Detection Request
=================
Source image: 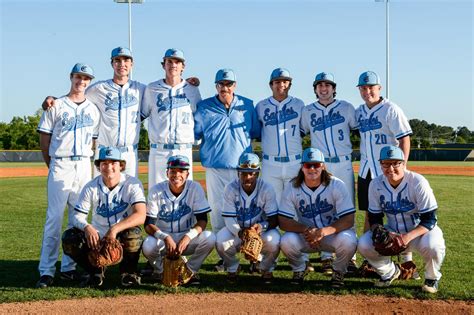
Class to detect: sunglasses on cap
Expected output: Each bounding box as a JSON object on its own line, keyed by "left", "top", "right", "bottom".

{"left": 239, "top": 163, "right": 259, "bottom": 169}
{"left": 167, "top": 160, "right": 190, "bottom": 168}
{"left": 303, "top": 162, "right": 323, "bottom": 169}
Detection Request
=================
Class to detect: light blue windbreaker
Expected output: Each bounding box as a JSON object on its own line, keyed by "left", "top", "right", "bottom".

{"left": 194, "top": 94, "right": 261, "bottom": 169}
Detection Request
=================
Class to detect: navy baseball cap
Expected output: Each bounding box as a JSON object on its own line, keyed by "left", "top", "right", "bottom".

{"left": 313, "top": 72, "right": 336, "bottom": 86}
{"left": 163, "top": 48, "right": 185, "bottom": 62}
{"left": 301, "top": 148, "right": 325, "bottom": 164}
{"left": 379, "top": 146, "right": 405, "bottom": 161}
{"left": 96, "top": 147, "right": 123, "bottom": 162}
{"left": 167, "top": 155, "right": 190, "bottom": 170}
{"left": 215, "top": 68, "right": 236, "bottom": 83}
{"left": 70, "top": 63, "right": 95, "bottom": 79}
{"left": 357, "top": 71, "right": 381, "bottom": 87}
{"left": 237, "top": 152, "right": 260, "bottom": 172}
{"left": 111, "top": 47, "right": 133, "bottom": 60}
{"left": 270, "top": 68, "right": 292, "bottom": 83}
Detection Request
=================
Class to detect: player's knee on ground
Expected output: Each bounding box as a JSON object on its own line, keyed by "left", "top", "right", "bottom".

{"left": 61, "top": 227, "right": 87, "bottom": 260}
{"left": 119, "top": 226, "right": 142, "bottom": 253}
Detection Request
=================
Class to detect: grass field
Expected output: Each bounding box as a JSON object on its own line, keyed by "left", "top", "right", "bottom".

{"left": 0, "top": 170, "right": 473, "bottom": 303}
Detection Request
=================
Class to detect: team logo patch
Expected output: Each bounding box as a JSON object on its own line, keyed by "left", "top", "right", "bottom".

{"left": 80, "top": 65, "right": 88, "bottom": 72}
{"left": 387, "top": 150, "right": 395, "bottom": 158}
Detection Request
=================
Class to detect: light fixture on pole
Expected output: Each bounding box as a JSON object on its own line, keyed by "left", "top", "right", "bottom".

{"left": 376, "top": 0, "right": 390, "bottom": 99}
{"left": 114, "top": 0, "right": 144, "bottom": 78}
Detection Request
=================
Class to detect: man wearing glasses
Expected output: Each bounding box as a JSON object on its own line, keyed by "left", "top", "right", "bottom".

{"left": 278, "top": 148, "right": 357, "bottom": 288}
{"left": 194, "top": 69, "right": 261, "bottom": 271}
{"left": 358, "top": 146, "right": 445, "bottom": 293}
{"left": 216, "top": 153, "right": 280, "bottom": 284}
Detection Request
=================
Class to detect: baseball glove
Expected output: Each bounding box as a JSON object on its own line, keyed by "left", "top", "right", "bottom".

{"left": 88, "top": 238, "right": 123, "bottom": 268}
{"left": 398, "top": 261, "right": 418, "bottom": 280}
{"left": 240, "top": 228, "right": 263, "bottom": 262}
{"left": 371, "top": 224, "right": 408, "bottom": 256}
{"left": 162, "top": 255, "right": 194, "bottom": 288}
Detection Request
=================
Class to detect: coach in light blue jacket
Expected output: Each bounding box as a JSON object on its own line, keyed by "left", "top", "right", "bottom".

{"left": 194, "top": 69, "right": 260, "bottom": 248}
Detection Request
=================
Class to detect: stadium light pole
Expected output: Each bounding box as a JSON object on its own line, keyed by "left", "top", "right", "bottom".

{"left": 376, "top": 0, "right": 390, "bottom": 99}
{"left": 114, "top": 0, "right": 144, "bottom": 78}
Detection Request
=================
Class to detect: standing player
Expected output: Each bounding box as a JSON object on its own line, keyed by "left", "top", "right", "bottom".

{"left": 255, "top": 68, "right": 305, "bottom": 201}
{"left": 216, "top": 153, "right": 280, "bottom": 284}
{"left": 278, "top": 148, "right": 357, "bottom": 288}
{"left": 194, "top": 68, "right": 261, "bottom": 271}
{"left": 141, "top": 48, "right": 202, "bottom": 188}
{"left": 355, "top": 71, "right": 415, "bottom": 272}
{"left": 43, "top": 47, "right": 146, "bottom": 177}
{"left": 63, "top": 147, "right": 146, "bottom": 287}
{"left": 36, "top": 63, "right": 100, "bottom": 288}
{"left": 141, "top": 155, "right": 215, "bottom": 284}
{"left": 300, "top": 72, "right": 358, "bottom": 275}
{"left": 358, "top": 146, "right": 445, "bottom": 293}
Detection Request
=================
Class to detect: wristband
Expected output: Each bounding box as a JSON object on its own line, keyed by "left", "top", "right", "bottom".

{"left": 154, "top": 230, "right": 169, "bottom": 241}
{"left": 185, "top": 228, "right": 199, "bottom": 240}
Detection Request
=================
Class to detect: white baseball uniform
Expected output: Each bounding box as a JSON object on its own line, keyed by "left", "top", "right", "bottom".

{"left": 141, "top": 79, "right": 202, "bottom": 187}
{"left": 72, "top": 173, "right": 146, "bottom": 238}
{"left": 300, "top": 99, "right": 358, "bottom": 202}
{"left": 37, "top": 96, "right": 100, "bottom": 277}
{"left": 358, "top": 170, "right": 446, "bottom": 281}
{"left": 86, "top": 79, "right": 146, "bottom": 177}
{"left": 279, "top": 177, "right": 357, "bottom": 273}
{"left": 256, "top": 96, "right": 305, "bottom": 204}
{"left": 141, "top": 180, "right": 215, "bottom": 274}
{"left": 216, "top": 178, "right": 280, "bottom": 273}
{"left": 356, "top": 98, "right": 412, "bottom": 179}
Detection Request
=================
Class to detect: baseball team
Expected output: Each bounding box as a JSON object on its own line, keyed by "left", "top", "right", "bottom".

{"left": 35, "top": 47, "right": 445, "bottom": 294}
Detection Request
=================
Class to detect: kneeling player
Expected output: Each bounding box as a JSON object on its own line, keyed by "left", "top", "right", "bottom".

{"left": 215, "top": 153, "right": 280, "bottom": 284}
{"left": 357, "top": 146, "right": 446, "bottom": 293}
{"left": 62, "top": 147, "right": 146, "bottom": 287}
{"left": 142, "top": 155, "right": 215, "bottom": 285}
{"left": 279, "top": 148, "right": 357, "bottom": 288}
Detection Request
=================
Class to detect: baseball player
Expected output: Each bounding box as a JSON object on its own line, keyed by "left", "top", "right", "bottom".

{"left": 194, "top": 68, "right": 261, "bottom": 271}
{"left": 141, "top": 48, "right": 202, "bottom": 188}
{"left": 355, "top": 71, "right": 415, "bottom": 272}
{"left": 357, "top": 146, "right": 446, "bottom": 293}
{"left": 63, "top": 146, "right": 147, "bottom": 287}
{"left": 215, "top": 153, "right": 280, "bottom": 284}
{"left": 142, "top": 155, "right": 215, "bottom": 284}
{"left": 36, "top": 63, "right": 100, "bottom": 289}
{"left": 42, "top": 47, "right": 146, "bottom": 177}
{"left": 300, "top": 72, "right": 358, "bottom": 275}
{"left": 279, "top": 148, "right": 357, "bottom": 288}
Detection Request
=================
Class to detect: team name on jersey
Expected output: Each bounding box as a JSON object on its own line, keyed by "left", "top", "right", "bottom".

{"left": 96, "top": 195, "right": 129, "bottom": 218}
{"left": 159, "top": 202, "right": 192, "bottom": 223}
{"left": 298, "top": 197, "right": 333, "bottom": 218}
{"left": 263, "top": 105, "right": 298, "bottom": 126}
{"left": 358, "top": 113, "right": 382, "bottom": 133}
{"left": 104, "top": 92, "right": 138, "bottom": 111}
{"left": 380, "top": 193, "right": 416, "bottom": 214}
{"left": 156, "top": 93, "right": 190, "bottom": 113}
{"left": 61, "top": 111, "right": 94, "bottom": 132}
{"left": 234, "top": 200, "right": 262, "bottom": 222}
{"left": 310, "top": 108, "right": 345, "bottom": 132}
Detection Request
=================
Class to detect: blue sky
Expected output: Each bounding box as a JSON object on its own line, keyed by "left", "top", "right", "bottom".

{"left": 1, "top": 0, "right": 472, "bottom": 129}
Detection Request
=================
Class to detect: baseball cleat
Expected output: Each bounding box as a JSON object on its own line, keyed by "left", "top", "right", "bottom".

{"left": 305, "top": 261, "right": 315, "bottom": 273}
{"left": 121, "top": 273, "right": 141, "bottom": 287}
{"left": 214, "top": 259, "right": 226, "bottom": 273}
{"left": 331, "top": 271, "right": 345, "bottom": 288}
{"left": 80, "top": 273, "right": 104, "bottom": 288}
{"left": 60, "top": 270, "right": 82, "bottom": 281}
{"left": 422, "top": 279, "right": 439, "bottom": 294}
{"left": 375, "top": 264, "right": 401, "bottom": 288}
{"left": 36, "top": 275, "right": 54, "bottom": 289}
{"left": 321, "top": 259, "right": 333, "bottom": 276}
{"left": 261, "top": 271, "right": 274, "bottom": 284}
{"left": 290, "top": 271, "right": 307, "bottom": 285}
{"left": 346, "top": 259, "right": 358, "bottom": 276}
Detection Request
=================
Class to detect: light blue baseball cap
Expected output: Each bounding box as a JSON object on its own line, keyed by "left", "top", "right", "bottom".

{"left": 270, "top": 67, "right": 292, "bottom": 83}
{"left": 97, "top": 146, "right": 123, "bottom": 162}
{"left": 167, "top": 155, "right": 190, "bottom": 170}
{"left": 379, "top": 146, "right": 405, "bottom": 161}
{"left": 301, "top": 148, "right": 325, "bottom": 163}
{"left": 111, "top": 47, "right": 133, "bottom": 60}
{"left": 313, "top": 72, "right": 336, "bottom": 86}
{"left": 163, "top": 48, "right": 185, "bottom": 62}
{"left": 357, "top": 71, "right": 381, "bottom": 87}
{"left": 215, "top": 68, "right": 236, "bottom": 83}
{"left": 70, "top": 63, "right": 95, "bottom": 79}
{"left": 237, "top": 152, "right": 260, "bottom": 172}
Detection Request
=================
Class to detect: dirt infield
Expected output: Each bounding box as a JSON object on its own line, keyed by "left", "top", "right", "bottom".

{"left": 1, "top": 164, "right": 473, "bottom": 178}
{"left": 1, "top": 293, "right": 472, "bottom": 314}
